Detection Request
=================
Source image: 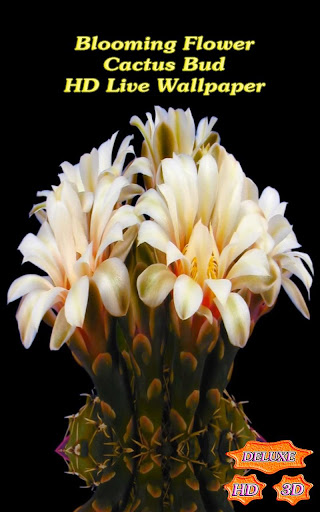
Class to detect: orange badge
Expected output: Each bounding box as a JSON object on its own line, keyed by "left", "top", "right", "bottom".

{"left": 224, "top": 474, "right": 266, "bottom": 505}
{"left": 226, "top": 440, "right": 313, "bottom": 474}
{"left": 273, "top": 474, "right": 313, "bottom": 505}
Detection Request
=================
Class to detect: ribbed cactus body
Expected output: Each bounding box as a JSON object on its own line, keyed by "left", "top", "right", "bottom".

{"left": 60, "top": 351, "right": 257, "bottom": 511}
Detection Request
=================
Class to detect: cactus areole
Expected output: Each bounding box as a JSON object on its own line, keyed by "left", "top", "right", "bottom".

{"left": 8, "top": 108, "right": 313, "bottom": 511}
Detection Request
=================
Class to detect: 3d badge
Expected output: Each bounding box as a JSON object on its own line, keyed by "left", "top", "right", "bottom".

{"left": 8, "top": 107, "right": 313, "bottom": 511}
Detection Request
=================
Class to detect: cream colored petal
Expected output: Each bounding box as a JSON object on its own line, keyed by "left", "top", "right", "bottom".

{"left": 137, "top": 263, "right": 176, "bottom": 308}
{"left": 29, "top": 201, "right": 46, "bottom": 218}
{"left": 278, "top": 254, "right": 313, "bottom": 296}
{"left": 173, "top": 274, "right": 203, "bottom": 320}
{"left": 65, "top": 276, "right": 89, "bottom": 327}
{"left": 186, "top": 221, "right": 214, "bottom": 284}
{"left": 96, "top": 223, "right": 124, "bottom": 260}
{"left": 195, "top": 116, "right": 218, "bottom": 146}
{"left": 93, "top": 258, "right": 130, "bottom": 316}
{"left": 196, "top": 304, "right": 213, "bottom": 324}
{"left": 135, "top": 188, "right": 172, "bottom": 234}
{"left": 197, "top": 154, "right": 218, "bottom": 226}
{"left": 290, "top": 251, "right": 314, "bottom": 275}
{"left": 18, "top": 231, "right": 63, "bottom": 286}
{"left": 243, "top": 177, "right": 259, "bottom": 202}
{"left": 79, "top": 191, "right": 94, "bottom": 213}
{"left": 79, "top": 148, "right": 99, "bottom": 192}
{"left": 50, "top": 306, "right": 75, "bottom": 350}
{"left": 91, "top": 175, "right": 129, "bottom": 246}
{"left": 158, "top": 183, "right": 180, "bottom": 247}
{"left": 17, "top": 288, "right": 65, "bottom": 348}
{"left": 46, "top": 192, "right": 77, "bottom": 284}
{"left": 16, "top": 291, "right": 44, "bottom": 348}
{"left": 272, "top": 231, "right": 301, "bottom": 254}
{"left": 231, "top": 275, "right": 274, "bottom": 294}
{"left": 113, "top": 135, "right": 135, "bottom": 172}
{"left": 60, "top": 160, "right": 78, "bottom": 182}
{"left": 130, "top": 114, "right": 153, "bottom": 151}
{"left": 166, "top": 241, "right": 186, "bottom": 266}
{"left": 212, "top": 150, "right": 244, "bottom": 249}
{"left": 124, "top": 157, "right": 153, "bottom": 179}
{"left": 170, "top": 107, "right": 195, "bottom": 154}
{"left": 8, "top": 274, "right": 53, "bottom": 303}
{"left": 281, "top": 276, "right": 310, "bottom": 319}
{"left": 109, "top": 204, "right": 140, "bottom": 230}
{"left": 259, "top": 186, "right": 281, "bottom": 219}
{"left": 268, "top": 214, "right": 292, "bottom": 246}
{"left": 227, "top": 248, "right": 270, "bottom": 280}
{"left": 60, "top": 181, "right": 88, "bottom": 253}
{"left": 219, "top": 213, "right": 266, "bottom": 277}
{"left": 138, "top": 220, "right": 170, "bottom": 253}
{"left": 214, "top": 292, "right": 250, "bottom": 348}
{"left": 261, "top": 259, "right": 282, "bottom": 306}
{"left": 97, "top": 132, "right": 118, "bottom": 172}
{"left": 161, "top": 155, "right": 198, "bottom": 243}
{"left": 109, "top": 225, "right": 139, "bottom": 261}
{"left": 74, "top": 243, "right": 94, "bottom": 278}
{"left": 118, "top": 183, "right": 145, "bottom": 203}
{"left": 205, "top": 278, "right": 231, "bottom": 306}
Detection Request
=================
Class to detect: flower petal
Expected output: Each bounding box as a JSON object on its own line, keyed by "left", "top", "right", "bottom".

{"left": 16, "top": 288, "right": 65, "bottom": 348}
{"left": 18, "top": 228, "right": 63, "bottom": 286}
{"left": 93, "top": 258, "right": 130, "bottom": 316}
{"left": 268, "top": 214, "right": 292, "bottom": 246}
{"left": 79, "top": 148, "right": 99, "bottom": 192}
{"left": 212, "top": 149, "right": 244, "bottom": 249}
{"left": 110, "top": 225, "right": 139, "bottom": 261}
{"left": 137, "top": 263, "right": 176, "bottom": 308}
{"left": 279, "top": 254, "right": 313, "bottom": 296}
{"left": 8, "top": 274, "right": 53, "bottom": 303}
{"left": 64, "top": 275, "right": 89, "bottom": 327}
{"left": 16, "top": 291, "right": 43, "bottom": 348}
{"left": 124, "top": 157, "right": 153, "bottom": 179}
{"left": 261, "top": 259, "right": 282, "bottom": 306}
{"left": 281, "top": 276, "right": 310, "bottom": 319}
{"left": 50, "top": 306, "right": 75, "bottom": 350}
{"left": 214, "top": 292, "right": 250, "bottom": 348}
{"left": 166, "top": 241, "right": 186, "bottom": 266}
{"left": 197, "top": 154, "right": 218, "bottom": 226}
{"left": 259, "top": 186, "right": 281, "bottom": 219}
{"left": 173, "top": 274, "right": 203, "bottom": 320}
{"left": 205, "top": 278, "right": 231, "bottom": 306}
{"left": 227, "top": 248, "right": 270, "bottom": 280}
{"left": 290, "top": 251, "right": 314, "bottom": 275}
{"left": 135, "top": 188, "right": 172, "bottom": 234}
{"left": 138, "top": 220, "right": 170, "bottom": 253}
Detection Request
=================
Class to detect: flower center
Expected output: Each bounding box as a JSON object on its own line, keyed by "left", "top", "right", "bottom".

{"left": 190, "top": 254, "right": 218, "bottom": 282}
{"left": 207, "top": 255, "right": 218, "bottom": 279}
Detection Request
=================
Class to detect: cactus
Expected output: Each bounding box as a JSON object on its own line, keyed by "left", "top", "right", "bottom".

{"left": 58, "top": 334, "right": 257, "bottom": 512}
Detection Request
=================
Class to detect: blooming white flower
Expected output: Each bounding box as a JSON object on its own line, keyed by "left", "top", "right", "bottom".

{"left": 135, "top": 148, "right": 273, "bottom": 348}
{"left": 254, "top": 186, "right": 313, "bottom": 318}
{"left": 8, "top": 137, "right": 141, "bottom": 350}
{"left": 130, "top": 106, "right": 220, "bottom": 186}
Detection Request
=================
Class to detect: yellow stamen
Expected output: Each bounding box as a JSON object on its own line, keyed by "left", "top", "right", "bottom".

{"left": 190, "top": 257, "right": 198, "bottom": 280}
{"left": 207, "top": 255, "right": 218, "bottom": 279}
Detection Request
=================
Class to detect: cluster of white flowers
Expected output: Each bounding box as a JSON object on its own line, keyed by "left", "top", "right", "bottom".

{"left": 8, "top": 107, "right": 313, "bottom": 350}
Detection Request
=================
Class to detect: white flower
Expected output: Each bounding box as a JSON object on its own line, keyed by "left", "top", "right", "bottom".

{"left": 136, "top": 150, "right": 273, "bottom": 348}
{"left": 255, "top": 186, "right": 313, "bottom": 318}
{"left": 130, "top": 106, "right": 220, "bottom": 186}
{"left": 8, "top": 145, "right": 141, "bottom": 350}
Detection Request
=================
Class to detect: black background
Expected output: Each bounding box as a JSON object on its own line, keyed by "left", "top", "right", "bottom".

{"left": 4, "top": 16, "right": 319, "bottom": 512}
